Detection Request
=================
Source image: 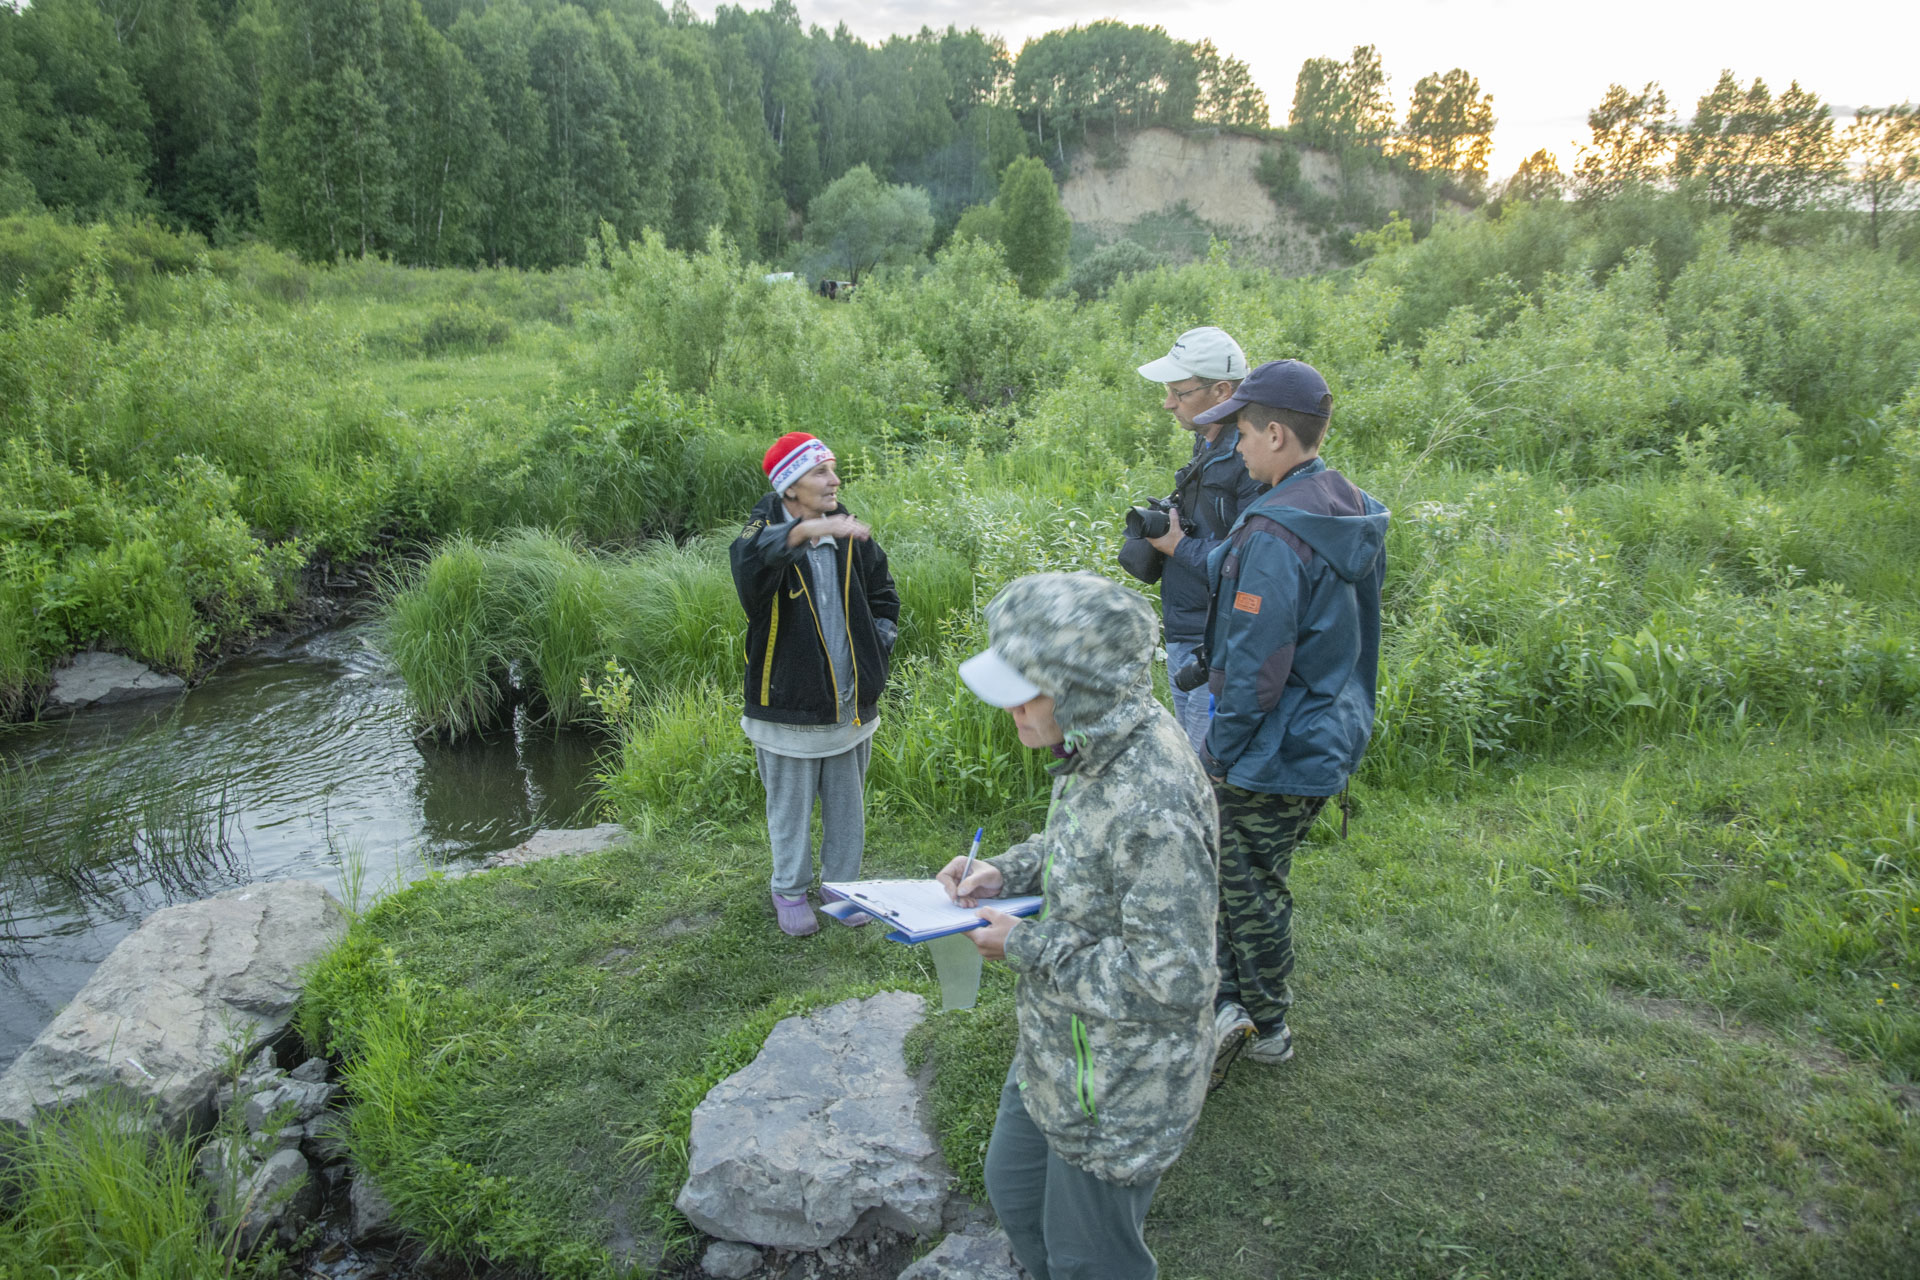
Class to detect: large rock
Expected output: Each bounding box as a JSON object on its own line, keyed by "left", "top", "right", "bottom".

{"left": 676, "top": 991, "right": 949, "bottom": 1250}
{"left": 350, "top": 1167, "right": 398, "bottom": 1243}
{"left": 897, "top": 1228, "right": 1026, "bottom": 1280}
{"left": 231, "top": 1148, "right": 320, "bottom": 1254}
{"left": 47, "top": 651, "right": 186, "bottom": 710}
{"left": 0, "top": 880, "right": 346, "bottom": 1138}
{"left": 479, "top": 823, "right": 627, "bottom": 870}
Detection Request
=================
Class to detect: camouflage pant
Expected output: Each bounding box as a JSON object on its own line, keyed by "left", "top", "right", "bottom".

{"left": 1214, "top": 786, "right": 1327, "bottom": 1035}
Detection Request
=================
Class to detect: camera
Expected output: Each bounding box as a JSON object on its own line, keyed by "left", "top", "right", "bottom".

{"left": 1171, "top": 654, "right": 1210, "bottom": 692}
{"left": 1124, "top": 497, "right": 1194, "bottom": 542}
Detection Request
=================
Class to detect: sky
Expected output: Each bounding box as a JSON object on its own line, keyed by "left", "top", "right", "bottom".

{"left": 702, "top": 0, "right": 1920, "bottom": 178}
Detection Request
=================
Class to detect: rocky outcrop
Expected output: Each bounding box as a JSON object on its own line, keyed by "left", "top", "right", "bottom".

{"left": 677, "top": 991, "right": 950, "bottom": 1250}
{"left": 197, "top": 1048, "right": 338, "bottom": 1254}
{"left": 1057, "top": 126, "right": 1443, "bottom": 274}
{"left": 46, "top": 651, "right": 187, "bottom": 711}
{"left": 0, "top": 879, "right": 346, "bottom": 1138}
{"left": 478, "top": 823, "right": 627, "bottom": 870}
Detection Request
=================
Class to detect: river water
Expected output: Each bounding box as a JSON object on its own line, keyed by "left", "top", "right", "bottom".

{"left": 0, "top": 624, "right": 605, "bottom": 1072}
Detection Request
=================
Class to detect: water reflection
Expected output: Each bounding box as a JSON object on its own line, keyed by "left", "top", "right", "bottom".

{"left": 0, "top": 623, "right": 607, "bottom": 1070}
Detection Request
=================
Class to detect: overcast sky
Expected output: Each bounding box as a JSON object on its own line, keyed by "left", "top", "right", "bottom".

{"left": 701, "top": 0, "right": 1919, "bottom": 176}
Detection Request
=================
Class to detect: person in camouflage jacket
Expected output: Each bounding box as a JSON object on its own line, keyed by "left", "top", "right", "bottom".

{"left": 940, "top": 572, "right": 1218, "bottom": 1280}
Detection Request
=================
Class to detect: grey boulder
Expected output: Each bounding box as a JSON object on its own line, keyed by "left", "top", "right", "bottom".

{"left": 350, "top": 1166, "right": 398, "bottom": 1243}
{"left": 47, "top": 651, "right": 186, "bottom": 710}
{"left": 479, "top": 824, "right": 627, "bottom": 870}
{"left": 897, "top": 1228, "right": 1027, "bottom": 1279}
{"left": 700, "top": 1239, "right": 764, "bottom": 1278}
{"left": 676, "top": 991, "right": 949, "bottom": 1250}
{"left": 242, "top": 1076, "right": 338, "bottom": 1132}
{"left": 0, "top": 879, "right": 346, "bottom": 1138}
{"left": 230, "top": 1148, "right": 319, "bottom": 1254}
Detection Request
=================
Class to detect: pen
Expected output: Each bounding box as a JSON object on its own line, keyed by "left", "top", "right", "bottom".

{"left": 960, "top": 827, "right": 983, "bottom": 885}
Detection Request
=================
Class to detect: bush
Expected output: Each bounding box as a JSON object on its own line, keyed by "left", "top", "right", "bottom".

{"left": 1065, "top": 239, "right": 1165, "bottom": 300}
{"left": 416, "top": 301, "right": 512, "bottom": 354}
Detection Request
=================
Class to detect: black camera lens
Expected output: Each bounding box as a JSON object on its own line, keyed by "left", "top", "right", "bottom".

{"left": 1127, "top": 506, "right": 1171, "bottom": 540}
{"left": 1173, "top": 657, "right": 1209, "bottom": 692}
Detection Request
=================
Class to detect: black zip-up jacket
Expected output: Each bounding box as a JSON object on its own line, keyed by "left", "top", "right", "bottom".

{"left": 730, "top": 492, "right": 900, "bottom": 726}
{"left": 1162, "top": 431, "right": 1268, "bottom": 643}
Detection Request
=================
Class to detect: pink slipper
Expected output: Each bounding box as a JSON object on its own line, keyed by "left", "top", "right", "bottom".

{"left": 773, "top": 892, "right": 819, "bottom": 937}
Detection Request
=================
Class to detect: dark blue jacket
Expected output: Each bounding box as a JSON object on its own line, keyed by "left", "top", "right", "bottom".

{"left": 1201, "top": 459, "right": 1388, "bottom": 796}
{"left": 1160, "top": 431, "right": 1267, "bottom": 643}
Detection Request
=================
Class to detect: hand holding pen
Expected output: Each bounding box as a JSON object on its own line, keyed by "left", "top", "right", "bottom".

{"left": 936, "top": 826, "right": 1003, "bottom": 906}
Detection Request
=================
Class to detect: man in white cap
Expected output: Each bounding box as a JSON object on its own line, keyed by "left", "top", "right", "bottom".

{"left": 1127, "top": 326, "right": 1268, "bottom": 753}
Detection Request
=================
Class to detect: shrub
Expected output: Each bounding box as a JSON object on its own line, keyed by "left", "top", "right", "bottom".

{"left": 416, "top": 301, "right": 512, "bottom": 354}
{"left": 1065, "top": 239, "right": 1165, "bottom": 300}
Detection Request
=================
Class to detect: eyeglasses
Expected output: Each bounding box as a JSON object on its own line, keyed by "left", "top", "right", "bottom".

{"left": 1167, "top": 382, "right": 1214, "bottom": 401}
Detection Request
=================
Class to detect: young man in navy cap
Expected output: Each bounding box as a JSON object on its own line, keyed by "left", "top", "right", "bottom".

{"left": 1129, "top": 326, "right": 1268, "bottom": 754}
{"left": 1190, "top": 360, "right": 1389, "bottom": 1080}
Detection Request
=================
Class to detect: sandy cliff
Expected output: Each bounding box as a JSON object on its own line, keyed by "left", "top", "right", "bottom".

{"left": 1057, "top": 128, "right": 1419, "bottom": 275}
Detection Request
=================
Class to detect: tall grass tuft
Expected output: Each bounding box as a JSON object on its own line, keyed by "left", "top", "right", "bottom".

{"left": 0, "top": 1095, "right": 249, "bottom": 1278}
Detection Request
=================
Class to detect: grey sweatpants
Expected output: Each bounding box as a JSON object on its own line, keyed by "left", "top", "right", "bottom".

{"left": 984, "top": 1065, "right": 1161, "bottom": 1280}
{"left": 755, "top": 740, "right": 870, "bottom": 897}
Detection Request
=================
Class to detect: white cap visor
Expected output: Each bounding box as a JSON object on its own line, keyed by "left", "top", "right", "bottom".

{"left": 959, "top": 648, "right": 1042, "bottom": 708}
{"left": 1136, "top": 352, "right": 1197, "bottom": 382}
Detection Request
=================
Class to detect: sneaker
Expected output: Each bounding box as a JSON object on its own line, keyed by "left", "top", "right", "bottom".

{"left": 1243, "top": 1023, "right": 1294, "bottom": 1065}
{"left": 1210, "top": 1002, "right": 1256, "bottom": 1091}
{"left": 818, "top": 885, "right": 872, "bottom": 927}
{"left": 773, "top": 892, "right": 819, "bottom": 937}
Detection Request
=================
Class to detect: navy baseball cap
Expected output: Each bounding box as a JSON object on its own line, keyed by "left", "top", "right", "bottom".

{"left": 1193, "top": 359, "right": 1331, "bottom": 426}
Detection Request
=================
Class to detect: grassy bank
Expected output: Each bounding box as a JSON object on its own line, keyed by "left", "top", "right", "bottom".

{"left": 9, "top": 191, "right": 1918, "bottom": 1274}
{"left": 297, "top": 720, "right": 1917, "bottom": 1277}
{"left": 314, "top": 193, "right": 1917, "bottom": 1274}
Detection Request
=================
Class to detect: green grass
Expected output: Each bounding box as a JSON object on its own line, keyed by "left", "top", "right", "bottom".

{"left": 0, "top": 1092, "right": 259, "bottom": 1278}
{"left": 298, "top": 719, "right": 1917, "bottom": 1279}
{"left": 11, "top": 192, "right": 1920, "bottom": 1275}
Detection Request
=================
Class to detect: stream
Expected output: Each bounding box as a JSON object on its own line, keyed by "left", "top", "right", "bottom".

{"left": 0, "top": 623, "right": 606, "bottom": 1073}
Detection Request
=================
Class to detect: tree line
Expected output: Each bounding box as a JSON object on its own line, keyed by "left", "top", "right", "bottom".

{"left": 1547, "top": 75, "right": 1918, "bottom": 244}
{"left": 4, "top": 0, "right": 1912, "bottom": 269}
{"left": 0, "top": 0, "right": 1267, "bottom": 266}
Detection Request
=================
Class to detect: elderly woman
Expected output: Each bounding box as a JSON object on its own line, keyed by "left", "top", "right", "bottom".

{"left": 938, "top": 572, "right": 1219, "bottom": 1280}
{"left": 729, "top": 432, "right": 900, "bottom": 936}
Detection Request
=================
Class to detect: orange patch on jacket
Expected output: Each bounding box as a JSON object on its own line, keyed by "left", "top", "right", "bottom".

{"left": 1233, "top": 591, "right": 1261, "bottom": 614}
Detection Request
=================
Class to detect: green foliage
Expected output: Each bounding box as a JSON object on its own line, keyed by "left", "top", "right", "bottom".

{"left": 801, "top": 165, "right": 934, "bottom": 285}
{"left": 1289, "top": 45, "right": 1394, "bottom": 154}
{"left": 856, "top": 237, "right": 1081, "bottom": 405}
{"left": 1399, "top": 67, "right": 1495, "bottom": 182}
{"left": 0, "top": 1093, "right": 256, "bottom": 1278}
{"left": 1009, "top": 22, "right": 1202, "bottom": 156}
{"left": 416, "top": 301, "right": 511, "bottom": 354}
{"left": 584, "top": 224, "right": 813, "bottom": 396}
{"left": 1672, "top": 72, "right": 1843, "bottom": 228}
{"left": 994, "top": 156, "right": 1072, "bottom": 297}
{"left": 1065, "top": 239, "right": 1165, "bottom": 300}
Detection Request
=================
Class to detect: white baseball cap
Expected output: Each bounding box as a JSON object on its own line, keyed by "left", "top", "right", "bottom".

{"left": 1137, "top": 326, "right": 1247, "bottom": 383}
{"left": 959, "top": 647, "right": 1042, "bottom": 708}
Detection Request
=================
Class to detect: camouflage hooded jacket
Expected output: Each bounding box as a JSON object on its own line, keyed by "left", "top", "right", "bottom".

{"left": 982, "top": 573, "right": 1220, "bottom": 1187}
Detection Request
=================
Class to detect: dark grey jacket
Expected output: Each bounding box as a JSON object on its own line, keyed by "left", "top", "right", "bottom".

{"left": 730, "top": 493, "right": 900, "bottom": 726}
{"left": 1161, "top": 431, "right": 1267, "bottom": 643}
